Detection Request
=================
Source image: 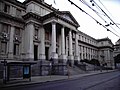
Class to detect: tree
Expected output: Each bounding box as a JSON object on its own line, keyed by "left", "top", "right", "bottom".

{"left": 90, "top": 59, "right": 100, "bottom": 66}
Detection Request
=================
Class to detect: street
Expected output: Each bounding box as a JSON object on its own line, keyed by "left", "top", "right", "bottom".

{"left": 1, "top": 71, "right": 120, "bottom": 90}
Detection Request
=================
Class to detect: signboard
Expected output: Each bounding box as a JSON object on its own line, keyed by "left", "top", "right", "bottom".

{"left": 23, "top": 65, "right": 30, "bottom": 79}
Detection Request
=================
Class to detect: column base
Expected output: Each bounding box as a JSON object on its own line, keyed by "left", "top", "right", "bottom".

{"left": 59, "top": 54, "right": 67, "bottom": 63}
{"left": 39, "top": 54, "right": 46, "bottom": 60}
{"left": 8, "top": 52, "right": 13, "bottom": 59}
{"left": 25, "top": 53, "right": 34, "bottom": 61}
{"left": 51, "top": 52, "right": 58, "bottom": 64}
{"left": 74, "top": 56, "right": 80, "bottom": 61}
{"left": 68, "top": 55, "right": 74, "bottom": 67}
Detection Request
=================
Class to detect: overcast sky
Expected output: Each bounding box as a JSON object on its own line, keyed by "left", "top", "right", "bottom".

{"left": 18, "top": 0, "right": 120, "bottom": 44}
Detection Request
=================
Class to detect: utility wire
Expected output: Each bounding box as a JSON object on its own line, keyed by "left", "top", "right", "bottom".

{"left": 98, "top": 0, "right": 120, "bottom": 35}
{"left": 80, "top": 0, "right": 120, "bottom": 35}
{"left": 79, "top": 0, "right": 107, "bottom": 23}
{"left": 98, "top": 0, "right": 114, "bottom": 20}
{"left": 92, "top": 0, "right": 120, "bottom": 30}
{"left": 68, "top": 0, "right": 120, "bottom": 38}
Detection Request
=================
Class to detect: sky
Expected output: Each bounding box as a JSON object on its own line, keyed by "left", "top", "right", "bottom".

{"left": 18, "top": 0, "right": 120, "bottom": 44}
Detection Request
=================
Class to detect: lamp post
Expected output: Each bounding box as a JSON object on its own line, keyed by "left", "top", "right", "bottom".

{"left": 3, "top": 59, "right": 7, "bottom": 84}
{"left": 49, "top": 62, "right": 52, "bottom": 78}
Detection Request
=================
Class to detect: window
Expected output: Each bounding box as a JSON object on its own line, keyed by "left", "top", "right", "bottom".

{"left": 45, "top": 31, "right": 49, "bottom": 40}
{"left": 16, "top": 9, "right": 21, "bottom": 17}
{"left": 13, "top": 44, "right": 19, "bottom": 55}
{"left": 15, "top": 27, "right": 20, "bottom": 36}
{"left": 35, "top": 28, "right": 38, "bottom": 37}
{"left": 4, "top": 4, "right": 10, "bottom": 13}
{"left": 34, "top": 28, "right": 38, "bottom": 40}
{"left": 1, "top": 42, "right": 7, "bottom": 54}
{"left": 2, "top": 24, "right": 8, "bottom": 33}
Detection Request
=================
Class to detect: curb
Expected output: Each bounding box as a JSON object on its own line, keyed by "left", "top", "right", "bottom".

{"left": 84, "top": 74, "right": 120, "bottom": 90}
{"left": 0, "top": 70, "right": 117, "bottom": 88}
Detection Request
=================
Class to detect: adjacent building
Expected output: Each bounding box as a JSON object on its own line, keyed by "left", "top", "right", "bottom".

{"left": 0, "top": 0, "right": 114, "bottom": 78}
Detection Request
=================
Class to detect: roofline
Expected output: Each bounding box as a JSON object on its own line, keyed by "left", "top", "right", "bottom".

{"left": 4, "top": 0, "right": 25, "bottom": 9}
{"left": 23, "top": 0, "right": 57, "bottom": 12}
{"left": 59, "top": 11, "right": 80, "bottom": 27}
{"left": 42, "top": 12, "right": 80, "bottom": 28}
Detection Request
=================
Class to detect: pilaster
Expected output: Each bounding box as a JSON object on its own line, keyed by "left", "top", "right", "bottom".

{"left": 8, "top": 26, "right": 14, "bottom": 59}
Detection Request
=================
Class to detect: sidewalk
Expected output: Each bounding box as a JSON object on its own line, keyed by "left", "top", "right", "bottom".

{"left": 0, "top": 70, "right": 116, "bottom": 88}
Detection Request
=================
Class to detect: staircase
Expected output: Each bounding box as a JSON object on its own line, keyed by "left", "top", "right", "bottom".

{"left": 68, "top": 66, "right": 86, "bottom": 75}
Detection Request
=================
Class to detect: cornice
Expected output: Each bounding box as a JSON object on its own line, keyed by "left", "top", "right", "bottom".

{"left": 23, "top": 0, "right": 57, "bottom": 11}
{"left": 22, "top": 12, "right": 42, "bottom": 23}
{"left": 4, "top": 0, "right": 25, "bottom": 9}
{"left": 0, "top": 12, "right": 25, "bottom": 23}
{"left": 78, "top": 39, "right": 98, "bottom": 49}
{"left": 98, "top": 46, "right": 114, "bottom": 50}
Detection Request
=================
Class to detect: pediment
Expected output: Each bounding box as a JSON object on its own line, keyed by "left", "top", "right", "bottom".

{"left": 59, "top": 11, "right": 80, "bottom": 27}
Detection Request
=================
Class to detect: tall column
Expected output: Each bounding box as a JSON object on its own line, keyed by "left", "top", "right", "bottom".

{"left": 81, "top": 46, "right": 83, "bottom": 60}
{"left": 51, "top": 22, "right": 58, "bottom": 60}
{"left": 90, "top": 49, "right": 91, "bottom": 60}
{"left": 8, "top": 26, "right": 15, "bottom": 58}
{"left": 107, "top": 50, "right": 110, "bottom": 60}
{"left": 25, "top": 22, "right": 34, "bottom": 60}
{"left": 61, "top": 26, "right": 65, "bottom": 55}
{"left": 39, "top": 26, "right": 45, "bottom": 60}
{"left": 69, "top": 30, "right": 72, "bottom": 56}
{"left": 60, "top": 26, "right": 67, "bottom": 62}
{"left": 66, "top": 37, "right": 68, "bottom": 56}
{"left": 68, "top": 30, "right": 74, "bottom": 64}
{"left": 74, "top": 33, "right": 79, "bottom": 61}
{"left": 58, "top": 35, "right": 61, "bottom": 56}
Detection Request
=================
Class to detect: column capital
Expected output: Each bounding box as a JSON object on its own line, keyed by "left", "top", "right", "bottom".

{"left": 51, "top": 21, "right": 56, "bottom": 25}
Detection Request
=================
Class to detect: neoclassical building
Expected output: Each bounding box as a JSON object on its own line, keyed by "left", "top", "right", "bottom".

{"left": 0, "top": 0, "right": 114, "bottom": 77}
{"left": 114, "top": 39, "right": 120, "bottom": 57}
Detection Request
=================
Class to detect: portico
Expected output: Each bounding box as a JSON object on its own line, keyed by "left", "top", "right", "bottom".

{"left": 42, "top": 12, "right": 80, "bottom": 65}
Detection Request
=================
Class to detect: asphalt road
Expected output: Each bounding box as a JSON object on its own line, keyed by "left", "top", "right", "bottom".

{"left": 2, "top": 71, "right": 120, "bottom": 90}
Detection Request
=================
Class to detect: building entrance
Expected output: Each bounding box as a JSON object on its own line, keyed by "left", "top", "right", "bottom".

{"left": 34, "top": 45, "right": 38, "bottom": 60}
{"left": 45, "top": 47, "right": 49, "bottom": 60}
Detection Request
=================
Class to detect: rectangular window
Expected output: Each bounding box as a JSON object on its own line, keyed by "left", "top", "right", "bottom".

{"left": 35, "top": 28, "right": 38, "bottom": 36}
{"left": 34, "top": 28, "right": 38, "bottom": 40}
{"left": 2, "top": 24, "right": 8, "bottom": 33}
{"left": 1, "top": 42, "right": 7, "bottom": 54}
{"left": 4, "top": 4, "right": 10, "bottom": 13}
{"left": 45, "top": 31, "right": 49, "bottom": 40}
{"left": 13, "top": 44, "right": 19, "bottom": 55}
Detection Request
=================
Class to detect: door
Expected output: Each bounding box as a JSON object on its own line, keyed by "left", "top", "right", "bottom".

{"left": 34, "top": 45, "right": 38, "bottom": 60}
{"left": 45, "top": 47, "right": 49, "bottom": 60}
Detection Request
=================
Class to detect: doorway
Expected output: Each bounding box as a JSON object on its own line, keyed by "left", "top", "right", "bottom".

{"left": 45, "top": 47, "right": 49, "bottom": 60}
{"left": 34, "top": 45, "right": 38, "bottom": 60}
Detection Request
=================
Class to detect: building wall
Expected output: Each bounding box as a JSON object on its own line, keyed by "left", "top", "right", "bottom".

{"left": 0, "top": 0, "right": 115, "bottom": 78}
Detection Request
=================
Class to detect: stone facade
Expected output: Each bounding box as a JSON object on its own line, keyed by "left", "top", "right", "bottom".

{"left": 0, "top": 0, "right": 115, "bottom": 78}
{"left": 114, "top": 39, "right": 120, "bottom": 57}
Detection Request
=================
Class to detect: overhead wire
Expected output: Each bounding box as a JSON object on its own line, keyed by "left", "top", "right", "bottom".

{"left": 79, "top": 0, "right": 107, "bottom": 23}
{"left": 68, "top": 0, "right": 120, "bottom": 38}
{"left": 92, "top": 0, "right": 120, "bottom": 30}
{"left": 98, "top": 0, "right": 115, "bottom": 20}
{"left": 98, "top": 0, "right": 120, "bottom": 35}
{"left": 80, "top": 0, "right": 120, "bottom": 35}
